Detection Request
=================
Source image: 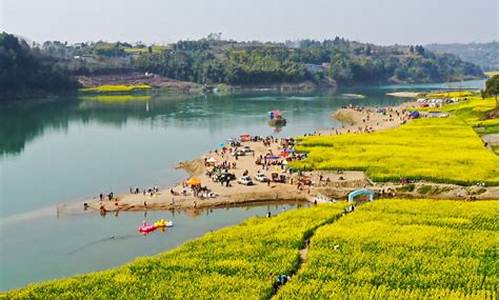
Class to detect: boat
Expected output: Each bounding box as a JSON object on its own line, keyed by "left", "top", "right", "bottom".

{"left": 268, "top": 118, "right": 287, "bottom": 126}
{"left": 154, "top": 219, "right": 173, "bottom": 228}
{"left": 138, "top": 222, "right": 157, "bottom": 235}
{"left": 268, "top": 110, "right": 287, "bottom": 127}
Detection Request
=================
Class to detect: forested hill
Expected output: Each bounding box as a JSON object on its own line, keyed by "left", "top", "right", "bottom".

{"left": 0, "top": 32, "right": 78, "bottom": 100}
{"left": 1, "top": 33, "right": 486, "bottom": 100}
{"left": 132, "top": 38, "right": 484, "bottom": 85}
{"left": 426, "top": 42, "right": 498, "bottom": 71}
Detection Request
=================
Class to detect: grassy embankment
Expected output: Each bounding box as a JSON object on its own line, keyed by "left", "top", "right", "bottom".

{"left": 290, "top": 93, "right": 499, "bottom": 185}
{"left": 276, "top": 199, "right": 499, "bottom": 299}
{"left": 2, "top": 204, "right": 346, "bottom": 299}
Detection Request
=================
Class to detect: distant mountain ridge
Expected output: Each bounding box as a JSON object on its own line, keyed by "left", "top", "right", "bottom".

{"left": 426, "top": 42, "right": 498, "bottom": 71}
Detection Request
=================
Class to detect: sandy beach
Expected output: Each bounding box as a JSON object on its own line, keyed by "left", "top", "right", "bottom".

{"left": 87, "top": 137, "right": 372, "bottom": 214}
{"left": 84, "top": 100, "right": 498, "bottom": 215}
{"left": 386, "top": 91, "right": 421, "bottom": 98}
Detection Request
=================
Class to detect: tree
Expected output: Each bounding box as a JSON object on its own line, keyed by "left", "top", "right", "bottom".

{"left": 482, "top": 74, "right": 499, "bottom": 98}
{"left": 0, "top": 32, "right": 78, "bottom": 99}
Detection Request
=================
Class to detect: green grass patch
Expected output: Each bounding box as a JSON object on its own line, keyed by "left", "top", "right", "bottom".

{"left": 276, "top": 199, "right": 499, "bottom": 299}
{"left": 291, "top": 117, "right": 498, "bottom": 185}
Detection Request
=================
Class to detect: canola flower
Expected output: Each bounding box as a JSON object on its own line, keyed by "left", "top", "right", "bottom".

{"left": 1, "top": 204, "right": 346, "bottom": 299}
{"left": 80, "top": 95, "right": 151, "bottom": 102}
{"left": 276, "top": 199, "right": 499, "bottom": 300}
{"left": 79, "top": 84, "right": 152, "bottom": 94}
{"left": 290, "top": 117, "right": 498, "bottom": 185}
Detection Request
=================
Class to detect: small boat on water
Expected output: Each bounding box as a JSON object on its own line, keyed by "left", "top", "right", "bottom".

{"left": 138, "top": 222, "right": 157, "bottom": 235}
{"left": 268, "top": 110, "right": 287, "bottom": 126}
{"left": 138, "top": 219, "right": 174, "bottom": 235}
{"left": 154, "top": 219, "right": 173, "bottom": 228}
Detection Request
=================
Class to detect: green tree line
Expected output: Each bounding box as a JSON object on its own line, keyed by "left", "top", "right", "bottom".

{"left": 133, "top": 37, "right": 484, "bottom": 85}
{"left": 0, "top": 32, "right": 78, "bottom": 100}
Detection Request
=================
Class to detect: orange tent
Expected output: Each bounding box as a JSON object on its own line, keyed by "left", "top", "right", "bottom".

{"left": 186, "top": 178, "right": 201, "bottom": 186}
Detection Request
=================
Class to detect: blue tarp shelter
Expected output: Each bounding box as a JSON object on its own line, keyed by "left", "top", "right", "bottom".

{"left": 348, "top": 188, "right": 375, "bottom": 202}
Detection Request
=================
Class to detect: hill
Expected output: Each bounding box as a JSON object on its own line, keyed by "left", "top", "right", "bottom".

{"left": 426, "top": 42, "right": 499, "bottom": 72}
{"left": 39, "top": 36, "right": 484, "bottom": 87}
{"left": 1, "top": 33, "right": 487, "bottom": 99}
{"left": 0, "top": 32, "right": 78, "bottom": 100}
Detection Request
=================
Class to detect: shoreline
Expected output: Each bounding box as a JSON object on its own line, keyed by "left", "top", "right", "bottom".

{"left": 79, "top": 98, "right": 498, "bottom": 216}
{"left": 386, "top": 91, "right": 421, "bottom": 98}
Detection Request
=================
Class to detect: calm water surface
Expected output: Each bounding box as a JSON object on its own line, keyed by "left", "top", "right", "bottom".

{"left": 0, "top": 80, "right": 485, "bottom": 290}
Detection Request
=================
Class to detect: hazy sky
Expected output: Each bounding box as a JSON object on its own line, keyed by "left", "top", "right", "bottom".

{"left": 1, "top": 0, "right": 498, "bottom": 45}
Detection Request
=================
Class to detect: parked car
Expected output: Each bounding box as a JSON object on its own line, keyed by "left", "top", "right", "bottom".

{"left": 237, "top": 176, "right": 254, "bottom": 185}
{"left": 254, "top": 173, "right": 269, "bottom": 182}
{"left": 232, "top": 149, "right": 246, "bottom": 157}
{"left": 271, "top": 173, "right": 287, "bottom": 183}
{"left": 227, "top": 139, "right": 241, "bottom": 147}
{"left": 242, "top": 146, "right": 254, "bottom": 154}
{"left": 213, "top": 172, "right": 236, "bottom": 182}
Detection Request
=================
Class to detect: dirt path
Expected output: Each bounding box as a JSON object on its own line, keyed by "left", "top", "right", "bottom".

{"left": 268, "top": 208, "right": 352, "bottom": 299}
{"left": 299, "top": 238, "right": 310, "bottom": 262}
{"left": 481, "top": 133, "right": 499, "bottom": 152}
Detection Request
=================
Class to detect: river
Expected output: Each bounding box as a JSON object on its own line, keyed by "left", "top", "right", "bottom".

{"left": 0, "top": 80, "right": 485, "bottom": 290}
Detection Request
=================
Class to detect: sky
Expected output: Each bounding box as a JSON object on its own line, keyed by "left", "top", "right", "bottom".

{"left": 1, "top": 0, "right": 498, "bottom": 45}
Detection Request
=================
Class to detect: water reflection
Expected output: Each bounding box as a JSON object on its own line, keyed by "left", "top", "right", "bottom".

{"left": 0, "top": 80, "right": 484, "bottom": 157}
{"left": 0, "top": 90, "right": 364, "bottom": 156}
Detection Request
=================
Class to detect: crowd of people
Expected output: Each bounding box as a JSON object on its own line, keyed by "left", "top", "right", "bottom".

{"left": 129, "top": 185, "right": 160, "bottom": 197}
{"left": 331, "top": 105, "right": 412, "bottom": 134}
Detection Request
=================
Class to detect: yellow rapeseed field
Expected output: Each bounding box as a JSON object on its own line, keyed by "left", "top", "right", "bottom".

{"left": 291, "top": 117, "right": 498, "bottom": 185}
{"left": 276, "top": 199, "right": 499, "bottom": 300}
{"left": 1, "top": 204, "right": 346, "bottom": 299}
{"left": 79, "top": 84, "right": 151, "bottom": 93}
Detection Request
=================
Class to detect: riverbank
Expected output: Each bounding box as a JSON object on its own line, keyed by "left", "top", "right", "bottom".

{"left": 82, "top": 98, "right": 497, "bottom": 216}
{"left": 386, "top": 91, "right": 421, "bottom": 98}
{"left": 78, "top": 73, "right": 204, "bottom": 94}
{"left": 77, "top": 74, "right": 335, "bottom": 96}
{"left": 325, "top": 100, "right": 416, "bottom": 134}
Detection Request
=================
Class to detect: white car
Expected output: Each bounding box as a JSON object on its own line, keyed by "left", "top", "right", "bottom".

{"left": 237, "top": 176, "right": 254, "bottom": 185}
{"left": 254, "top": 173, "right": 269, "bottom": 182}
